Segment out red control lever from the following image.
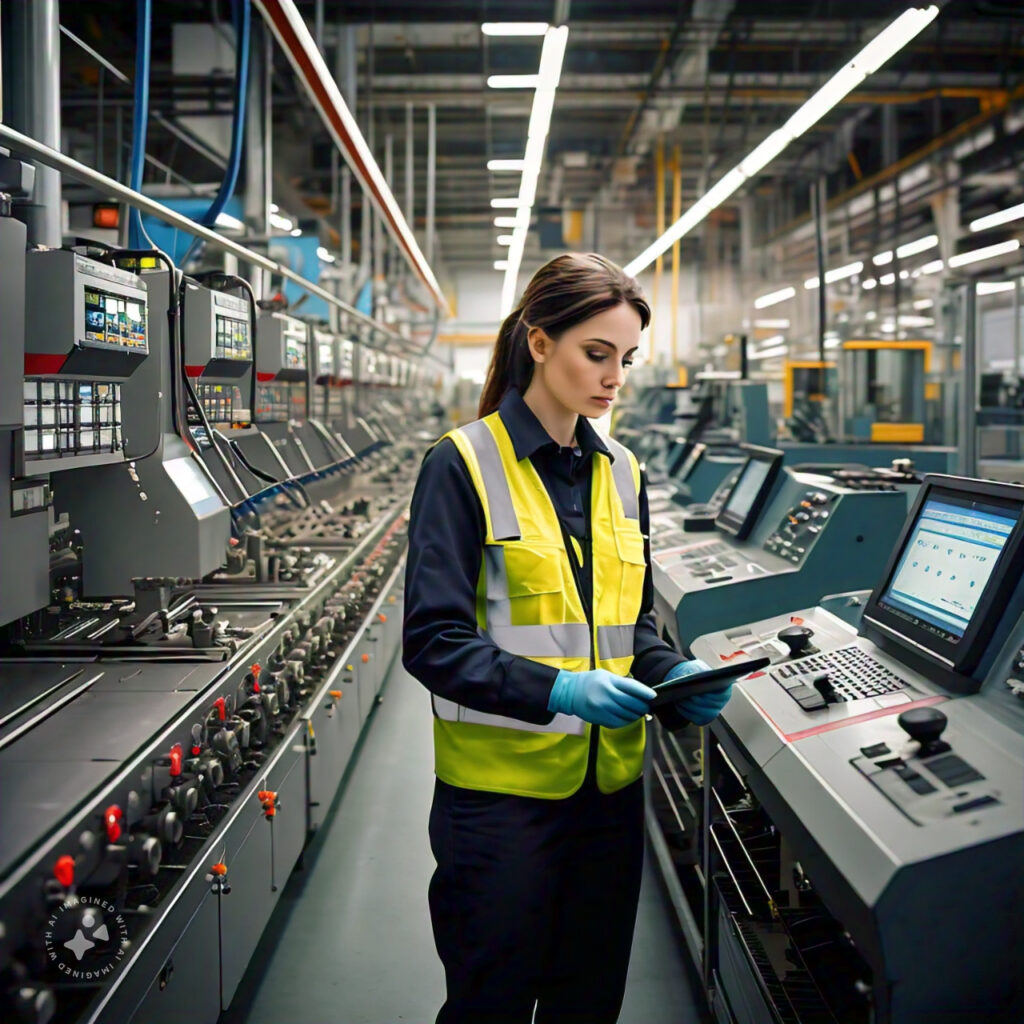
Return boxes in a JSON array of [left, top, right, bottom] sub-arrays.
[[250, 663, 261, 694], [54, 855, 75, 889], [104, 805, 124, 843], [169, 744, 183, 777], [213, 696, 227, 721]]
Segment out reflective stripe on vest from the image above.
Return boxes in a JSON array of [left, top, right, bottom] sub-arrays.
[[432, 694, 586, 736], [460, 418, 521, 540], [605, 436, 639, 520]]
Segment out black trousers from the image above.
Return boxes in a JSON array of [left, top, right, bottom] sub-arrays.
[[428, 775, 645, 1024]]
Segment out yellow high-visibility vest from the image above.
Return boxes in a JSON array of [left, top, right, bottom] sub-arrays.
[[431, 411, 647, 798]]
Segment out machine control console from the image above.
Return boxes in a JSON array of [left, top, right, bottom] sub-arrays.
[[763, 489, 837, 565]]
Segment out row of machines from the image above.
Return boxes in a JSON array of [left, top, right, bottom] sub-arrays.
[[639, 403, 1023, 1019], [0, 204, 434, 1024]]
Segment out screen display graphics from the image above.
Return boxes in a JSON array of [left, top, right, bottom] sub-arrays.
[[723, 459, 772, 520], [214, 314, 252, 361], [83, 287, 147, 350], [285, 336, 307, 370], [878, 495, 1019, 643]]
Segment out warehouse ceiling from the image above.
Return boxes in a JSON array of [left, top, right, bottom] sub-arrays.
[[58, 1, 1024, 288]]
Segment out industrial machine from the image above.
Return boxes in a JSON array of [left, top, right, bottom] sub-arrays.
[[654, 474, 1024, 1024], [0, 234, 433, 1024], [651, 445, 915, 652]]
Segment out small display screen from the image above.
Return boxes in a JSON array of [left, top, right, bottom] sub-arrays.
[[285, 335, 307, 370], [722, 459, 772, 521], [318, 342, 334, 375], [878, 495, 1019, 642], [83, 287, 147, 350], [214, 314, 252, 361]]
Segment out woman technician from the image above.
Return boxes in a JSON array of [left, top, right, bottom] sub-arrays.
[[403, 253, 731, 1024]]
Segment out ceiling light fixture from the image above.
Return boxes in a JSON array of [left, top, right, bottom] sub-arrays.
[[920, 259, 945, 274], [491, 197, 527, 208], [753, 286, 796, 309], [317, 246, 335, 263], [976, 281, 1015, 295], [948, 239, 1021, 268], [970, 202, 1024, 232], [497, 234, 515, 245], [897, 233, 938, 258], [269, 211, 294, 231], [487, 75, 541, 89], [214, 212, 245, 231], [494, 260, 510, 270], [499, 25, 569, 316], [482, 22, 549, 36], [624, 6, 939, 277], [753, 318, 791, 328], [913, 298, 934, 309], [863, 278, 878, 289], [494, 215, 527, 228], [804, 260, 864, 289], [749, 344, 789, 360], [487, 159, 526, 172]]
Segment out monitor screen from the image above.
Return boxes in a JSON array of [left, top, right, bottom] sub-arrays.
[[715, 445, 783, 539], [668, 440, 705, 481], [865, 477, 1024, 675]]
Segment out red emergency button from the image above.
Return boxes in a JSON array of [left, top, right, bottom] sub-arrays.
[[250, 663, 261, 693], [191, 744, 202, 756], [213, 696, 227, 721], [104, 805, 124, 842], [169, 743, 183, 777], [209, 862, 227, 876], [361, 653, 370, 664], [54, 855, 75, 888]]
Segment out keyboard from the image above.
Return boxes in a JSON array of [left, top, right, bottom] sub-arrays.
[[773, 644, 907, 708]]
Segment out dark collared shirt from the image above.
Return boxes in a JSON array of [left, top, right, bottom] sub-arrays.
[[402, 388, 683, 725]]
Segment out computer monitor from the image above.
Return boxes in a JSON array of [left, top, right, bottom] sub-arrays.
[[863, 475, 1024, 674], [714, 444, 783, 539], [668, 440, 706, 482]]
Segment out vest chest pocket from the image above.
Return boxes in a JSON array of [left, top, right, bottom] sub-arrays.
[[497, 542, 571, 625], [611, 527, 647, 623]]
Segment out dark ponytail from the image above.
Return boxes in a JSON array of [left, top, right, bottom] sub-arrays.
[[477, 252, 650, 418]]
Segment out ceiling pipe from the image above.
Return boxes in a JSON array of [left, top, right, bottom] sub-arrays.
[[252, 0, 447, 311]]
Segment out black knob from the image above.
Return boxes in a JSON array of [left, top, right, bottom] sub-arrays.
[[898, 707, 948, 754], [776, 625, 814, 656]]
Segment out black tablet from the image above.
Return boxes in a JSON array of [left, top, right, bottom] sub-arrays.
[[650, 657, 771, 707]]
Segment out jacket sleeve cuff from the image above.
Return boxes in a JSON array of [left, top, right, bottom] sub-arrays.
[[631, 647, 686, 686], [499, 657, 560, 725]]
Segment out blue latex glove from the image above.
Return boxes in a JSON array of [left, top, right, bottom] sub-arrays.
[[549, 669, 657, 729], [663, 659, 732, 726]]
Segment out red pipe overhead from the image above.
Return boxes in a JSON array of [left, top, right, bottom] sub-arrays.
[[253, 0, 448, 312]]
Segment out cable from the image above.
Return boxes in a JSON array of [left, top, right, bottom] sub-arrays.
[[181, 0, 251, 265], [129, 0, 154, 250]]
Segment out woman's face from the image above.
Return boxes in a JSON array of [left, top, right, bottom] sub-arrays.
[[528, 302, 642, 418]]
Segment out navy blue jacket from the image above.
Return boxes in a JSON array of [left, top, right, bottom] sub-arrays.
[[402, 388, 683, 726]]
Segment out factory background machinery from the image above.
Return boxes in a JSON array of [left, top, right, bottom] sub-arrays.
[[0, 2, 1022, 1024]]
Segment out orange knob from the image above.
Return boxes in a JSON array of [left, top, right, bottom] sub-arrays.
[[328, 689, 342, 699], [377, 613, 387, 623], [210, 862, 227, 876], [361, 653, 370, 663]]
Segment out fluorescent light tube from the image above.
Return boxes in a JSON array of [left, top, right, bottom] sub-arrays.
[[270, 211, 294, 231], [215, 212, 245, 231], [862, 278, 878, 289], [487, 75, 540, 89], [805, 260, 864, 288], [749, 344, 789, 360], [624, 6, 939, 277], [920, 259, 944, 274], [948, 239, 1021, 267], [497, 234, 515, 245], [317, 246, 335, 262], [270, 203, 279, 213], [913, 298, 934, 309], [873, 250, 894, 266], [494, 260, 510, 270], [754, 318, 791, 328], [289, 227, 302, 237], [977, 281, 1016, 295], [494, 215, 527, 228], [482, 22, 549, 36], [491, 198, 527, 208], [754, 286, 796, 309], [879, 273, 896, 285], [970, 202, 1024, 232], [897, 234, 938, 258], [488, 159, 526, 171]]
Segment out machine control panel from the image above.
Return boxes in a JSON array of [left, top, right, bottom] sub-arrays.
[[257, 312, 308, 382], [763, 488, 837, 564], [183, 282, 251, 378]]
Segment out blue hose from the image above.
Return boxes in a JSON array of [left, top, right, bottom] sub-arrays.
[[129, 0, 152, 249], [200, 0, 250, 228]]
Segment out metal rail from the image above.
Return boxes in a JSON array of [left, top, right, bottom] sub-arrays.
[[0, 122, 419, 352]]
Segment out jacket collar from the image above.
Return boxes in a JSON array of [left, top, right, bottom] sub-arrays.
[[497, 388, 613, 464]]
